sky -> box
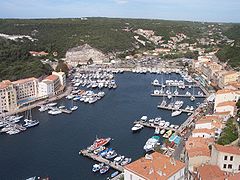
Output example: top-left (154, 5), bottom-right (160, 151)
top-left (0, 0), bottom-right (240, 23)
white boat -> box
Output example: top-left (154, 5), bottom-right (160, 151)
top-left (171, 110), bottom-right (182, 117)
top-left (46, 102), bottom-right (57, 107)
top-left (131, 124), bottom-right (143, 131)
top-left (160, 129), bottom-right (165, 135)
top-left (190, 96), bottom-right (195, 101)
top-left (154, 127), bottom-right (160, 134)
top-left (143, 136), bottom-right (160, 152)
top-left (71, 106), bottom-right (78, 111)
top-left (48, 109), bottom-right (62, 115)
top-left (39, 105), bottom-right (48, 112)
top-left (140, 116), bottom-right (148, 121)
top-left (152, 79), bottom-right (159, 86)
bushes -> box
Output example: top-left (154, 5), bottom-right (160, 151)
top-left (217, 119), bottom-right (238, 145)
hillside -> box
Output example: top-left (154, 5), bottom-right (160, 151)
top-left (0, 17), bottom-right (239, 80)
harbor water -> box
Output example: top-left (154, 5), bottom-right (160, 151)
top-left (0, 72), bottom-right (204, 180)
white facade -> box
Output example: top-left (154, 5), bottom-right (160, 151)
top-left (192, 131), bottom-right (213, 138)
top-left (38, 81), bottom-right (55, 97)
top-left (214, 90), bottom-right (239, 110)
top-left (215, 105), bottom-right (235, 116)
top-left (52, 71), bottom-right (66, 87)
top-left (124, 169), bottom-right (145, 180)
top-left (210, 145), bottom-right (240, 173)
top-left (195, 122), bottom-right (212, 129)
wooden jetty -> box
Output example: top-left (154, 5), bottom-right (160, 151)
top-left (79, 149), bottom-right (124, 172)
top-left (60, 109), bottom-right (72, 114)
top-left (133, 120), bottom-right (177, 132)
top-left (151, 93), bottom-right (207, 98)
top-left (157, 105), bottom-right (194, 113)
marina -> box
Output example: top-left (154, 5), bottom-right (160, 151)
top-left (151, 93), bottom-right (207, 98)
top-left (0, 71), bottom-right (205, 179)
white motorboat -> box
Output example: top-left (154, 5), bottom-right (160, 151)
top-left (152, 79), bottom-right (159, 86)
top-left (71, 106), bottom-right (78, 111)
top-left (154, 127), bottom-right (160, 134)
top-left (190, 96), bottom-right (195, 101)
top-left (131, 124), bottom-right (143, 131)
top-left (143, 136), bottom-right (160, 152)
top-left (48, 109), bottom-right (62, 115)
top-left (140, 116), bottom-right (148, 121)
top-left (171, 110), bottom-right (182, 117)
top-left (160, 129), bottom-right (166, 135)
top-left (39, 105), bottom-right (48, 112)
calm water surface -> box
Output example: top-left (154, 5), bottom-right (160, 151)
top-left (0, 72), bottom-right (204, 180)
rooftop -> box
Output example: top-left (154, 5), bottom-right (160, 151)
top-left (45, 75), bottom-right (59, 81)
top-left (12, 77), bottom-right (38, 85)
top-left (197, 165), bottom-right (225, 180)
top-left (214, 144), bottom-right (240, 155)
top-left (124, 152), bottom-right (185, 180)
top-left (216, 89), bottom-right (235, 95)
top-left (0, 80), bottom-right (12, 89)
top-left (192, 128), bottom-right (215, 134)
top-left (216, 101), bottom-right (236, 107)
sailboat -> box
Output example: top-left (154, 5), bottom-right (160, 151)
top-left (190, 82), bottom-right (195, 101)
top-left (23, 106), bottom-right (39, 128)
top-left (70, 99), bottom-right (78, 111)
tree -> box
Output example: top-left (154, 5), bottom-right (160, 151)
top-left (55, 60), bottom-right (69, 75)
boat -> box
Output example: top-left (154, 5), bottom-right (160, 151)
top-left (99, 148), bottom-right (112, 157)
top-left (110, 171), bottom-right (119, 178)
top-left (171, 110), bottom-right (182, 117)
top-left (58, 105), bottom-right (65, 109)
top-left (105, 150), bottom-right (117, 159)
top-left (120, 158), bottom-right (132, 166)
top-left (114, 155), bottom-right (125, 163)
top-left (6, 129), bottom-right (21, 135)
top-left (163, 130), bottom-right (172, 138)
top-left (140, 116), bottom-right (148, 121)
top-left (88, 137), bottom-right (111, 151)
top-left (93, 146), bottom-right (106, 155)
top-left (39, 105), bottom-right (48, 112)
top-left (23, 119), bottom-right (40, 128)
top-left (160, 129), bottom-right (166, 135)
top-left (92, 163), bottom-right (104, 172)
top-left (143, 136), bottom-right (160, 152)
top-left (131, 124), bottom-right (143, 131)
top-left (46, 102), bottom-right (57, 107)
top-left (190, 96), bottom-right (195, 101)
top-left (100, 165), bottom-right (110, 174)
top-left (48, 109), bottom-right (62, 115)
top-left (70, 106), bottom-right (78, 111)
top-left (154, 127), bottom-right (160, 134)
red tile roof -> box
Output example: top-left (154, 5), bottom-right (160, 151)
top-left (216, 101), bottom-right (236, 107)
top-left (197, 165), bottom-right (225, 180)
top-left (124, 152), bottom-right (185, 180)
top-left (45, 75), bottom-right (59, 81)
top-left (214, 144), bottom-right (240, 155)
top-left (0, 80), bottom-right (12, 89)
top-left (12, 77), bottom-right (38, 84)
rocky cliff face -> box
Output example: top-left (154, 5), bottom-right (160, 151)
top-left (65, 44), bottom-right (108, 66)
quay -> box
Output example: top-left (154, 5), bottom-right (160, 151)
top-left (157, 105), bottom-right (194, 113)
top-left (151, 93), bottom-right (207, 98)
top-left (133, 120), bottom-right (177, 132)
top-left (79, 149), bottom-right (124, 172)
top-left (152, 83), bottom-right (199, 88)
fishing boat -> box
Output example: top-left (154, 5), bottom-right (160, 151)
top-left (100, 165), bottom-right (110, 174)
top-left (88, 137), bottom-right (111, 151)
top-left (120, 158), bottom-right (132, 166)
top-left (171, 110), bottom-right (182, 117)
top-left (163, 130), bottom-right (172, 139)
top-left (143, 136), bottom-right (160, 152)
top-left (131, 124), bottom-right (143, 131)
top-left (70, 106), bottom-right (78, 111)
top-left (154, 127), bottom-right (160, 134)
top-left (92, 163), bottom-right (104, 172)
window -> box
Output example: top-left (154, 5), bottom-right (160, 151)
top-left (230, 156), bottom-right (233, 161)
top-left (228, 164), bottom-right (232, 169)
top-left (224, 156), bottom-right (228, 160)
top-left (223, 164), bottom-right (227, 169)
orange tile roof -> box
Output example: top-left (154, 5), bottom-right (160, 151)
top-left (216, 101), bottom-right (236, 107)
top-left (0, 80), bottom-right (12, 89)
top-left (124, 152), bottom-right (185, 180)
top-left (216, 89), bottom-right (235, 95)
top-left (227, 172), bottom-right (240, 180)
top-left (214, 111), bottom-right (231, 116)
top-left (12, 77), bottom-right (38, 84)
top-left (214, 144), bottom-right (240, 155)
top-left (196, 115), bottom-right (221, 124)
top-left (186, 137), bottom-right (214, 157)
top-left (45, 75), bottom-right (59, 81)
top-left (192, 128), bottom-right (215, 134)
top-left (197, 165), bottom-right (225, 180)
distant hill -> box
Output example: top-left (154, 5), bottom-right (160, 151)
top-left (0, 17), bottom-right (239, 80)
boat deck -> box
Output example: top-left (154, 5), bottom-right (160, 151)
top-left (79, 149), bottom-right (124, 172)
top-left (157, 105), bottom-right (194, 113)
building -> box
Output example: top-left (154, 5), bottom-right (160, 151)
top-left (0, 80), bottom-right (17, 113)
top-left (214, 71), bottom-right (239, 89)
top-left (215, 101), bottom-right (236, 117)
top-left (192, 128), bottom-right (215, 138)
top-left (185, 137), bottom-right (214, 172)
top-left (210, 144), bottom-right (240, 173)
top-left (38, 80), bottom-right (55, 97)
top-left (214, 89), bottom-right (240, 110)
top-left (197, 165), bottom-right (226, 180)
top-left (52, 71), bottom-right (66, 87)
top-left (29, 51), bottom-right (49, 56)
top-left (44, 75), bottom-right (60, 92)
top-left (124, 152), bottom-right (185, 180)
top-left (201, 62), bottom-right (222, 82)
top-left (12, 77), bottom-right (38, 104)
